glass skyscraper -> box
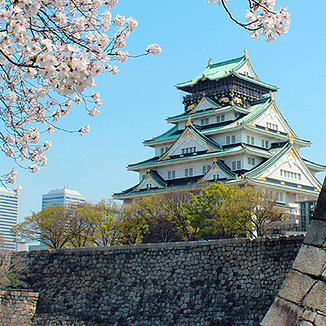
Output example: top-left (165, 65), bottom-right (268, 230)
top-left (0, 187), bottom-right (18, 250)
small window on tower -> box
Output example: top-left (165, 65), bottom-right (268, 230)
top-left (247, 136), bottom-right (250, 144)
top-left (237, 161), bottom-right (241, 170)
top-left (248, 157), bottom-right (251, 165)
top-left (251, 137), bottom-right (254, 145)
top-left (231, 135), bottom-right (236, 144)
top-left (203, 166), bottom-right (207, 174)
top-left (217, 116), bottom-right (221, 123)
top-left (189, 168), bottom-right (193, 176)
top-left (160, 148), bottom-right (164, 156)
top-left (172, 171), bottom-right (176, 179)
top-left (168, 171), bottom-right (171, 179)
top-left (185, 169), bottom-right (188, 177)
top-left (226, 136), bottom-right (231, 145)
top-left (251, 158), bottom-right (255, 165)
top-left (221, 115), bottom-right (225, 122)
top-left (201, 119), bottom-right (205, 126)
top-left (232, 161), bottom-right (236, 170)
top-left (205, 118), bottom-right (209, 125)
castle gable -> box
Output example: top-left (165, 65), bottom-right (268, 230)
top-left (160, 126), bottom-right (220, 161)
top-left (250, 145), bottom-right (321, 191)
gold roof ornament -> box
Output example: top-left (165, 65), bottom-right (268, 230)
top-left (269, 91), bottom-right (274, 101)
top-left (243, 48), bottom-right (249, 59)
top-left (147, 169), bottom-right (150, 172)
top-left (207, 58), bottom-right (212, 67)
top-left (186, 116), bottom-right (192, 126)
top-left (214, 158), bottom-right (217, 163)
top-left (287, 133), bottom-right (294, 145)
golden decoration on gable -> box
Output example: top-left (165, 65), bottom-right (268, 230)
top-left (219, 97), bottom-right (230, 103)
top-left (208, 58), bottom-right (212, 66)
top-left (269, 91), bottom-right (274, 101)
top-left (287, 133), bottom-right (294, 144)
top-left (187, 103), bottom-right (196, 112)
top-left (243, 48), bottom-right (248, 59)
top-left (186, 116), bottom-right (192, 126)
top-left (214, 158), bottom-right (217, 162)
top-left (233, 97), bottom-right (242, 104)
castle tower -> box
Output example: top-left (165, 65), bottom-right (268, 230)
top-left (114, 52), bottom-right (326, 224)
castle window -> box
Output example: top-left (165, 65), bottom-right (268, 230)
top-left (251, 137), bottom-right (254, 145)
top-left (203, 166), bottom-right (207, 174)
top-left (251, 158), bottom-right (255, 165)
top-left (265, 140), bottom-right (269, 148)
top-left (237, 161), bottom-right (241, 169)
top-left (185, 169), bottom-right (188, 177)
top-left (248, 157), bottom-right (251, 165)
top-left (247, 136), bottom-right (250, 144)
top-left (231, 135), bottom-right (236, 144)
top-left (217, 116), bottom-right (220, 123)
top-left (189, 168), bottom-right (193, 176)
top-left (226, 136), bottom-right (231, 145)
top-left (160, 147), bottom-right (164, 155)
top-left (168, 171), bottom-right (176, 179)
top-left (232, 161), bottom-right (236, 170)
top-left (261, 139), bottom-right (264, 147)
top-left (221, 115), bottom-right (225, 122)
top-left (205, 118), bottom-right (209, 125)
top-left (201, 119), bottom-right (205, 126)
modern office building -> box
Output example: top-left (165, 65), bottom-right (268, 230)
top-left (114, 51), bottom-right (326, 227)
top-left (0, 187), bottom-right (18, 250)
top-left (42, 187), bottom-right (86, 209)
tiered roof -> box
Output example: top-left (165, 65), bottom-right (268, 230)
top-left (114, 53), bottom-right (326, 200)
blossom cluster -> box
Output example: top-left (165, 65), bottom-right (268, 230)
top-left (0, 0), bottom-right (161, 189)
top-left (208, 0), bottom-right (290, 42)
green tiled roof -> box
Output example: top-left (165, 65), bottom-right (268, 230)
top-left (144, 125), bottom-right (180, 144)
top-left (245, 142), bottom-right (290, 178)
top-left (175, 56), bottom-right (277, 91)
top-left (303, 158), bottom-right (326, 171)
top-left (128, 143), bottom-right (267, 170)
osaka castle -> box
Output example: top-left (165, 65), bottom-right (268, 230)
top-left (114, 51), bottom-right (326, 220)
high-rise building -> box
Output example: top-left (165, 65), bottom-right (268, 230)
top-left (42, 187), bottom-right (86, 209)
top-left (114, 52), bottom-right (326, 226)
top-left (0, 187), bottom-right (18, 250)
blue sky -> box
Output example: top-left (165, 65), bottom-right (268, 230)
top-left (7, 0), bottom-right (326, 221)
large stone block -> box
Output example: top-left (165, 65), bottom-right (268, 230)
top-left (278, 270), bottom-right (316, 304)
top-left (292, 245), bottom-right (326, 277)
top-left (303, 281), bottom-right (326, 312)
top-left (260, 297), bottom-right (303, 326)
top-left (304, 219), bottom-right (326, 247)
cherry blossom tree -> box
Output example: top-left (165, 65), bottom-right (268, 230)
top-left (208, 0), bottom-right (290, 42)
top-left (0, 0), bottom-right (160, 192)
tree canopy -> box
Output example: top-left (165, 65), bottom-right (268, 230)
top-left (12, 184), bottom-right (286, 249)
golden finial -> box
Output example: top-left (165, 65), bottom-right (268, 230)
top-left (243, 48), bottom-right (248, 59)
top-left (147, 169), bottom-right (150, 172)
top-left (214, 158), bottom-right (217, 163)
top-left (269, 91), bottom-right (274, 101)
top-left (208, 58), bottom-right (212, 67)
top-left (287, 133), bottom-right (294, 145)
top-left (186, 116), bottom-right (192, 127)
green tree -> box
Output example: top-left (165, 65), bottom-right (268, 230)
top-left (12, 205), bottom-right (72, 249)
top-left (240, 187), bottom-right (285, 237)
top-left (119, 204), bottom-right (148, 244)
top-left (67, 204), bottom-right (101, 248)
top-left (93, 199), bottom-right (122, 246)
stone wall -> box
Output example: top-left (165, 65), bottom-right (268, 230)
top-left (0, 290), bottom-right (39, 326)
top-left (13, 236), bottom-right (304, 326)
top-left (261, 178), bottom-right (326, 326)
